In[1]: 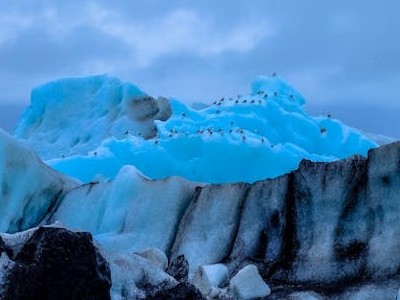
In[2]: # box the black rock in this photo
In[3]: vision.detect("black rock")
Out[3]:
[1,227,111,300]
[167,254,189,283]
[148,282,206,300]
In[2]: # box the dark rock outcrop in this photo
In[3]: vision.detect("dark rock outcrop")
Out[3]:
[1,227,111,300]
[166,254,189,283]
[148,282,206,300]
[221,143,400,297]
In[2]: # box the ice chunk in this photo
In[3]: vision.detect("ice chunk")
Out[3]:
[229,265,271,299]
[135,248,168,271]
[193,263,229,295]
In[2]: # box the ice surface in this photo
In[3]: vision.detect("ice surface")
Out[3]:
[170,183,247,276]
[50,165,198,254]
[14,75,377,184]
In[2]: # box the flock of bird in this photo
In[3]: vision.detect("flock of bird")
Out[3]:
[121,88,327,148]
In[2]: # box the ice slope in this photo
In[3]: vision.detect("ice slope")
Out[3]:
[14,75,377,184]
[0,129,78,233]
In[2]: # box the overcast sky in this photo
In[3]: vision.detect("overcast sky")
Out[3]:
[0,1,399,137]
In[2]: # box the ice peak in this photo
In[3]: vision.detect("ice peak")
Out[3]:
[251,75,306,106]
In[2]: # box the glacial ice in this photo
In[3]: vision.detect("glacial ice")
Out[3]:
[50,165,198,254]
[0,129,78,233]
[2,74,400,298]
[14,75,377,184]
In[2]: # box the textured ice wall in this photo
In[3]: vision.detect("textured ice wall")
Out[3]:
[46,142,400,290]
[1,129,400,294]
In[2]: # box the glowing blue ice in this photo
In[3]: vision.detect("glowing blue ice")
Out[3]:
[14,75,377,183]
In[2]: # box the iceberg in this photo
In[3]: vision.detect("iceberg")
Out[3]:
[14,75,377,183]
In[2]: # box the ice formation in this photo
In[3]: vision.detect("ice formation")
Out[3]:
[0,129,78,233]
[3,75,400,299]
[14,75,377,183]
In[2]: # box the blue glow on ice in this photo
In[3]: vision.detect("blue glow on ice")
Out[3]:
[14,75,377,184]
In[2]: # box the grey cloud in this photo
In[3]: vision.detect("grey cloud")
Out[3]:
[0,0,399,138]
[0,25,128,76]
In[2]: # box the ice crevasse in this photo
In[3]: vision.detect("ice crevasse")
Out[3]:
[14,74,377,184]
